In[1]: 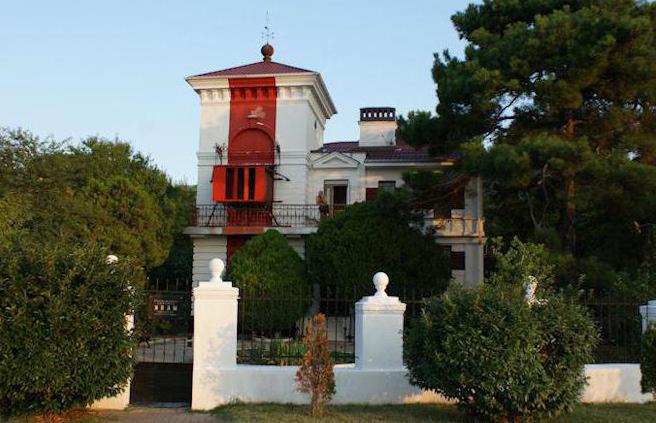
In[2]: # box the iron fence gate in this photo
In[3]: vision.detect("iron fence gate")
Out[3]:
[130,280,193,405]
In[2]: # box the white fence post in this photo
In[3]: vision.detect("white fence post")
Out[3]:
[354,272,407,370]
[192,258,239,409]
[639,300,656,333]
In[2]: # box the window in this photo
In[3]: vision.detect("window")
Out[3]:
[324,180,348,214]
[366,188,378,202]
[248,168,256,200]
[226,168,235,199]
[237,168,245,199]
[378,180,396,192]
[451,251,466,271]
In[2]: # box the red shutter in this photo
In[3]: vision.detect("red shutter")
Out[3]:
[212,167,227,202]
[366,188,378,202]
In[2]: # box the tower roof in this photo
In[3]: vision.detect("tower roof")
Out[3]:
[188,43,314,79]
[189,60,314,79]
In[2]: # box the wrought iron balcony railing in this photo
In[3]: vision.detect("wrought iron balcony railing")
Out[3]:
[190,204,330,228]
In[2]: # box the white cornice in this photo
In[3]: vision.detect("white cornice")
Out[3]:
[310,151,362,169]
[186,72,337,122]
[364,161,449,168]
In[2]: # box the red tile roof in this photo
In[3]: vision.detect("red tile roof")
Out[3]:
[313,141,456,162]
[189,61,314,78]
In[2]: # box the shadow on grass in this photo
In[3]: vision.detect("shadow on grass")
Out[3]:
[211,402,656,423]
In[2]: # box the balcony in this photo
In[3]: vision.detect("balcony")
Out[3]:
[190,204,325,228]
[189,204,485,239]
[430,217,486,238]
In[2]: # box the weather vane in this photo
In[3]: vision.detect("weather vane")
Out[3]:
[261,11,275,44]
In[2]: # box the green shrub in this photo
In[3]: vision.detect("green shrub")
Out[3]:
[641,326,656,397]
[405,284,598,423]
[227,230,310,335]
[306,193,451,298]
[0,242,141,419]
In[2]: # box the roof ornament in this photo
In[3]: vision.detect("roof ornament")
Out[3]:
[261,11,275,62]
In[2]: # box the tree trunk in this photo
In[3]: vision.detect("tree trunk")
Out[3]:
[562,116,577,252]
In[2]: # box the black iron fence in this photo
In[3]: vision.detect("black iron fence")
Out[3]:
[236,285,439,366]
[581,295,644,363]
[133,278,647,365]
[191,204,325,228]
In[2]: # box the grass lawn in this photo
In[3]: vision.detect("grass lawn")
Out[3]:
[211,402,656,423]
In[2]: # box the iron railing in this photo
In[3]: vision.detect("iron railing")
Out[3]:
[236,285,440,366]
[191,204,327,228]
[581,295,644,363]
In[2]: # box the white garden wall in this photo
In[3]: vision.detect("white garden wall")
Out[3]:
[189,260,655,410]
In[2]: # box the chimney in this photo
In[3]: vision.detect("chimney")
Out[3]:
[358,107,397,147]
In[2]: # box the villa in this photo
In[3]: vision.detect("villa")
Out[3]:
[183,44,485,286]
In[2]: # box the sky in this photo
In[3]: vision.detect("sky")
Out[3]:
[0,0,474,183]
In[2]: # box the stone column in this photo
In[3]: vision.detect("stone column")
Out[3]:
[640,300,656,333]
[192,258,239,409]
[355,272,407,370]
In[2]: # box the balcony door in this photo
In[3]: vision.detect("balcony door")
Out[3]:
[324,180,348,215]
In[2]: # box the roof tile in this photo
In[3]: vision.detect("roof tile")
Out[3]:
[312,141,454,162]
[189,61,314,78]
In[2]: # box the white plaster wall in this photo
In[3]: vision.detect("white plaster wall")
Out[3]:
[192,236,228,287]
[90,388,130,410]
[196,90,230,205]
[358,121,397,147]
[286,235,306,257]
[275,152,310,204]
[582,364,652,403]
[190,363,651,410]
[277,88,328,153]
[436,239,484,287]
[364,168,408,188]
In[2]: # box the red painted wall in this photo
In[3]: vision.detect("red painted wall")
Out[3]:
[227,77,277,165]
[212,77,278,203]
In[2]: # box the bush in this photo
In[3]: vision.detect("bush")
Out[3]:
[306,193,451,298]
[641,326,656,397]
[295,313,335,417]
[405,284,598,422]
[227,230,310,334]
[0,242,141,419]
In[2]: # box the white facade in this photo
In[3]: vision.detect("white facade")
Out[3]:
[184,50,486,286]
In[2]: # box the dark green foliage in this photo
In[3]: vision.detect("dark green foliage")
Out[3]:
[487,237,555,291]
[228,230,310,334]
[398,1,656,291]
[306,193,451,299]
[147,184,196,284]
[0,128,178,268]
[0,241,142,418]
[641,326,656,396]
[405,284,598,422]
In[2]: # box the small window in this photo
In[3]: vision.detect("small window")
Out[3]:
[247,168,256,200]
[366,188,378,202]
[237,168,245,199]
[226,168,235,199]
[451,251,466,271]
[378,180,396,192]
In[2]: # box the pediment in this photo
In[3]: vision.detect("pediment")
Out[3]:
[310,152,361,169]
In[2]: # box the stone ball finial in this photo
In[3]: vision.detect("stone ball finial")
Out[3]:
[209,258,225,283]
[106,255,119,265]
[261,43,274,62]
[373,272,389,297]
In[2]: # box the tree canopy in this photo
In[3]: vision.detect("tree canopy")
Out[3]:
[306,193,451,298]
[0,128,189,269]
[398,0,656,291]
